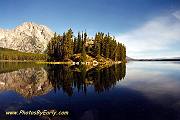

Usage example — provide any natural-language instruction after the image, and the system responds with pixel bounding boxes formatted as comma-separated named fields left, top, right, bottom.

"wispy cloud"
left=173, top=10, right=180, bottom=20
left=117, top=11, right=180, bottom=59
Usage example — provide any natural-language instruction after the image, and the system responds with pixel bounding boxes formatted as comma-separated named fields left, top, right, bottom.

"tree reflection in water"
left=46, top=64, right=126, bottom=96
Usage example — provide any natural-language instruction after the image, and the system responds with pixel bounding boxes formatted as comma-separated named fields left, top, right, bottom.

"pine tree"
left=63, top=29, right=74, bottom=60
left=81, top=32, right=87, bottom=61
left=77, top=32, right=82, bottom=53
left=73, top=37, right=77, bottom=54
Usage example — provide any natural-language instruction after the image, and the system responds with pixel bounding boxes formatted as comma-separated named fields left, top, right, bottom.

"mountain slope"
left=0, top=47, right=47, bottom=60
left=0, top=22, right=54, bottom=53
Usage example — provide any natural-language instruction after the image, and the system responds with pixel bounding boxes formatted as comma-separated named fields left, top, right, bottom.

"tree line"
left=0, top=47, right=47, bottom=60
left=47, top=29, right=126, bottom=62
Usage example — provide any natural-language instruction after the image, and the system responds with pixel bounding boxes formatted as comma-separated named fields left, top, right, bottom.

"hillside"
left=0, top=47, right=47, bottom=60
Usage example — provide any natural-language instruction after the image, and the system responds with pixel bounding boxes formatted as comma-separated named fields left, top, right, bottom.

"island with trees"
left=46, top=29, right=126, bottom=65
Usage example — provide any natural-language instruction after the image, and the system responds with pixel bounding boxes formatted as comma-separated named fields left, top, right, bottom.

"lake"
left=0, top=61, right=180, bottom=120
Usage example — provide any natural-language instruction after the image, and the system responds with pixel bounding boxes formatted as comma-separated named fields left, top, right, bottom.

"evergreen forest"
left=47, top=29, right=126, bottom=62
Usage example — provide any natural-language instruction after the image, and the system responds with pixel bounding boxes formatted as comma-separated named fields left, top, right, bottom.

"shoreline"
left=0, top=60, right=45, bottom=62
left=0, top=60, right=123, bottom=65
left=36, top=61, right=122, bottom=65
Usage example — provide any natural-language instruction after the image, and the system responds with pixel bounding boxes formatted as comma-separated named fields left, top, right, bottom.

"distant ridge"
left=125, top=56, right=180, bottom=61
left=136, top=57, right=180, bottom=61
left=126, top=56, right=134, bottom=61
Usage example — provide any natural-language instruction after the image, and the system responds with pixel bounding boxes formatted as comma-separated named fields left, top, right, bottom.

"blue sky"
left=0, top=0, right=180, bottom=58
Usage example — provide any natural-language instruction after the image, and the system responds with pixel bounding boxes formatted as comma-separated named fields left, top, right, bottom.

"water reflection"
left=46, top=64, right=126, bottom=96
left=0, top=66, right=52, bottom=98
left=1, top=62, right=180, bottom=120
left=0, top=62, right=38, bottom=74
left=120, top=61, right=180, bottom=107
left=0, top=62, right=126, bottom=98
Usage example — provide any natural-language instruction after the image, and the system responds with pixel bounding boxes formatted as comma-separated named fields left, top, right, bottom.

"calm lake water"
left=0, top=61, right=180, bottom=120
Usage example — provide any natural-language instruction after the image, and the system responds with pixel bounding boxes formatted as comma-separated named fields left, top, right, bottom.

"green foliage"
left=77, top=32, right=83, bottom=53
left=80, top=32, right=87, bottom=61
left=47, top=33, right=63, bottom=61
left=92, top=32, right=126, bottom=62
left=47, top=29, right=126, bottom=62
left=47, top=29, right=74, bottom=61
left=0, top=47, right=47, bottom=60
left=63, top=29, right=74, bottom=60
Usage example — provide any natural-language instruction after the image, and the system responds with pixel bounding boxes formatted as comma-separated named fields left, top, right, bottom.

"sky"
left=0, top=0, right=180, bottom=59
